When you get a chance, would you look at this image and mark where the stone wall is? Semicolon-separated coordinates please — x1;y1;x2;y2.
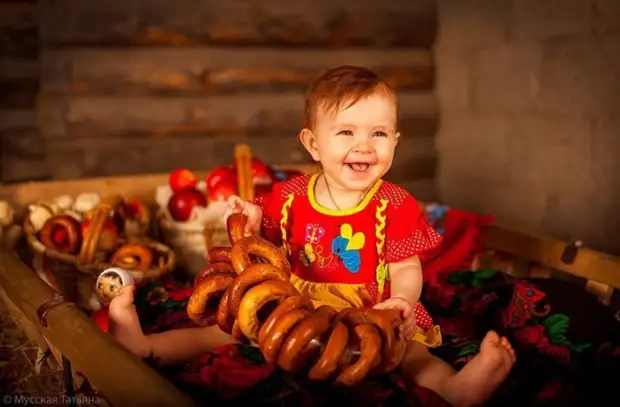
435;0;620;254
27;0;439;201
0;0;43;182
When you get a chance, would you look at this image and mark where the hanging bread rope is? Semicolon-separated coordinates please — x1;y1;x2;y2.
235;144;254;202
188;214;408;387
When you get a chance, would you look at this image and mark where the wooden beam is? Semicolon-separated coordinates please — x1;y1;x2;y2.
41;134;435;182
0;126;48;183
485;225;620;289
0;77;38;109
0;250;197;406
42;47;433;95
39;0;436;48
37;91;436;139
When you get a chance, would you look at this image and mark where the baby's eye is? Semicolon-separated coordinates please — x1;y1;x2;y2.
337;130;354;136
372;131;388;137
110;285;118;292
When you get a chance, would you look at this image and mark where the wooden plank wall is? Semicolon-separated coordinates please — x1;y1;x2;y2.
35;0;438;199
0;0;45;183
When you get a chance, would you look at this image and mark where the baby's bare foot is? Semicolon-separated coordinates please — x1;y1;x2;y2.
108;285;151;358
445;331;516;407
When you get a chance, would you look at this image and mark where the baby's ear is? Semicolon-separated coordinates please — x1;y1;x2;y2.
395;131;401;145
299;129;320;161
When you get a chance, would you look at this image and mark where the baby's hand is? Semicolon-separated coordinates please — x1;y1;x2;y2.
374;296;417;340
224;195;262;234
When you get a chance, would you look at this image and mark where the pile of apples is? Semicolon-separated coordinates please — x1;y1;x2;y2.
166;159;304;223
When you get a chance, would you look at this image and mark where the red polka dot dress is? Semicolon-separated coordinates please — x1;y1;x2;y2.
253;174;443;346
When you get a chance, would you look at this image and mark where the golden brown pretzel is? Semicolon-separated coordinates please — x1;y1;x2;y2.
110;243;154;271
39;215;82;254
188;213;420;386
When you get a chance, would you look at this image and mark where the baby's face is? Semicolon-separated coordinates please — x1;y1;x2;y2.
310;93;399;193
97;275;122;302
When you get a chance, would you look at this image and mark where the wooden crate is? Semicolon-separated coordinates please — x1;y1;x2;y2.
1;166;619;406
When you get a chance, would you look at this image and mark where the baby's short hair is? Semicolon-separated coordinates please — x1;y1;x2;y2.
303;66;398;130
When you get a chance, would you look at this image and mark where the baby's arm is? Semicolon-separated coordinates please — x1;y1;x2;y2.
387;255;423;306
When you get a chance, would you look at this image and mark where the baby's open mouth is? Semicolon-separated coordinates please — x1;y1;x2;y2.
346;163;371;172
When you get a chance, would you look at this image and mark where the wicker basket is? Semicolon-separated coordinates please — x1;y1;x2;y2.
24;195;176;283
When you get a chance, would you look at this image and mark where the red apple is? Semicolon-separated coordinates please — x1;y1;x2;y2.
254;183;273;199
206;166;237;190
82;218;119;251
92;308;110;333
208;181;237;202
168;188;207;222
249;158;270;183
169;168;197;192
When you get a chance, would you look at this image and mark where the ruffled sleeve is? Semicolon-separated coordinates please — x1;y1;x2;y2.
251;181;285;245
385;194;443;263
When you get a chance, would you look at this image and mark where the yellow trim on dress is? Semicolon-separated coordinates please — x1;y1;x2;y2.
307;173;382;216
280;194;294;255
374;198;389;303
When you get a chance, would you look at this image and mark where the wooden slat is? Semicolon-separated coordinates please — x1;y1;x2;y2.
0;77;38;109
42;133;435;182
40;0;436;48
0;57;38;80
485;225;620;289
0;0;36;47
0;2;36;29
585;280;614;305
0;251;197;407
1;127;48;183
41;47;433;95
37;92;436;139
0;109;36;130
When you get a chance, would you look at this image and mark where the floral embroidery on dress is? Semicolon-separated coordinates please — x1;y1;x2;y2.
301;223;334;268
331;223;365;273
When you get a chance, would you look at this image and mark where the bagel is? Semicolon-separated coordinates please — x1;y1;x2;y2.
39;215;82;254
110;243;154;271
207;246;232;264
188;213;419;386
